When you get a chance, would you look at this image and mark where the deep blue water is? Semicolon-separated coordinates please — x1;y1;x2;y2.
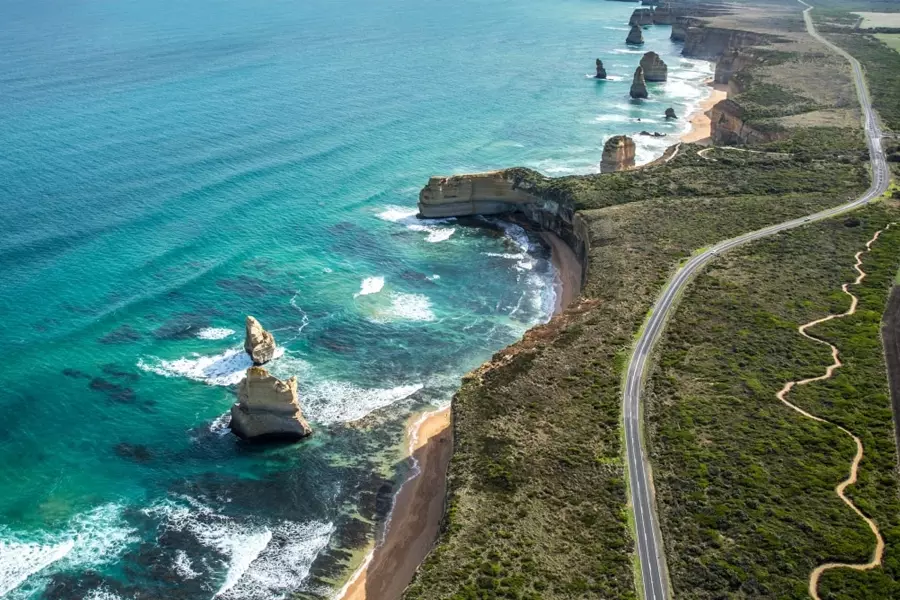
0;0;712;597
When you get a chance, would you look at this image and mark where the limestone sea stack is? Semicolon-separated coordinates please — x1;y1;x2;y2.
629;8;653;26
639;51;668;82
665;107;677;119
600;135;636;173
630;67;648;99
626;25;644;45
230;367;313;441
244;316;276;365
595;58;607;79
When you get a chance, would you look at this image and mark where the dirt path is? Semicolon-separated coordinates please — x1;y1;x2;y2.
774;225;892;599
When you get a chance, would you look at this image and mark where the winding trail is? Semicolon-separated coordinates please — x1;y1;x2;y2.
622;3;891;599
775;225;892;599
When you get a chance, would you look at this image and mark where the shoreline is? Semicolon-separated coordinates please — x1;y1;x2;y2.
338;406;452;600
680;79;728;144
337;233;581;600
337;38;709;600
542;231;582;314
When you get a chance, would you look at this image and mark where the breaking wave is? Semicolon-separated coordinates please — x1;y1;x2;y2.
196;328;237;340
354;276;385;297
0;504;138;598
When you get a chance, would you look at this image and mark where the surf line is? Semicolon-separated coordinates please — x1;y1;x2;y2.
773;224;893;599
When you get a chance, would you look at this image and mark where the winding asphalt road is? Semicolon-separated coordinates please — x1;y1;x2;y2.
622;4;890;599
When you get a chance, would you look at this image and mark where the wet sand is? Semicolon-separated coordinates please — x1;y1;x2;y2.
338;407;452;600
541;231;583;314
680;80;728;145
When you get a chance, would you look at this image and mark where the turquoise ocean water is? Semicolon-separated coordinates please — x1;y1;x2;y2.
0;0;712;597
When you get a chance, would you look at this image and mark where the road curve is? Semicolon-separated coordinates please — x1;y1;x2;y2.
622;4;890;600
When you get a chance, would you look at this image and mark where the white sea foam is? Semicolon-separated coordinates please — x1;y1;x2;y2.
147;499;333;600
369;292;436;323
377;205;456;243
0;504;137;598
376;206;418;222
303;381;424;424
142;349;422;425
209;412;232;436
354;276;385;297
196;328;236;340
0;540;74;597
138;347;284;387
174;550;199;579
218;521;334;600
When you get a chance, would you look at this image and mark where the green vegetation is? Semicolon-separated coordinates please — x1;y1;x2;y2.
403;5;897;600
874;33;900;52
821;30;900;130
646;204;900;599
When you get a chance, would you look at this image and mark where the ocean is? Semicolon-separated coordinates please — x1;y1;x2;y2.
0;0;712;597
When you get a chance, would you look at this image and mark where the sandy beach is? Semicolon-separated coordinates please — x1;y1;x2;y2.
541;231;582;314
338;407;452;600
680;80;728;144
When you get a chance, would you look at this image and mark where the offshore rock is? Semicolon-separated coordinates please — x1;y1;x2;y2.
230;367;313;441
629;8;653;26
640;51;668;82
630;66;648;99
595;58;607;79
601;135;636;173
665;107;677;119
626;25;644;45
244;316;276;365
652;3;675;25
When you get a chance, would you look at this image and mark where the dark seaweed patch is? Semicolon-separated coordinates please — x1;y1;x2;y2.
89;378;137;404
99;325;142;344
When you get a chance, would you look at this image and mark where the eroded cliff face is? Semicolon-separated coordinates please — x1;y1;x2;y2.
713;49;756;86
653;3;675;25
682;26;774;60
630;8;654;26
418;171;591;285
710;99;786;145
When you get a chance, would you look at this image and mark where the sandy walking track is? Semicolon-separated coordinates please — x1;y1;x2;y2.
774;225;893;599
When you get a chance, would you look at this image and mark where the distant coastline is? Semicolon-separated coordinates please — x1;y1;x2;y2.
335;10;725;600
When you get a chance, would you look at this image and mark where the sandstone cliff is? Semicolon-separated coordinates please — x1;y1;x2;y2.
595;58;607;79
600;136;636;173
418;170;591;286
714;49;756;87
230;367;313;441
710;99;786;145
626;25;644;45
244;316;276;365
640;52;668;82
682;25;775;60
671;20;687;42
630;66;648;99
629;8;654;26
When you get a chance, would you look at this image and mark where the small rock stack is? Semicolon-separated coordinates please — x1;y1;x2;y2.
595;58;607;79
244;316;276;365
630;67;649;99
626;25;644;45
